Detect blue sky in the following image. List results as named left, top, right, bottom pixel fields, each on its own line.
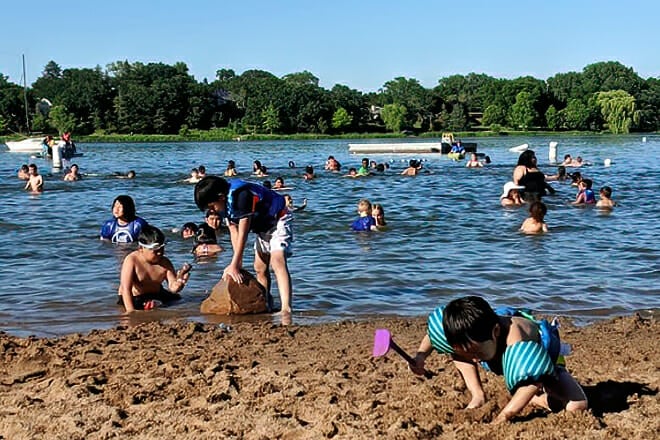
left=1, top=0, right=658, bottom=92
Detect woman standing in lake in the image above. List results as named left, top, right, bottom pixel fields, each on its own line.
left=512, top=150, right=555, bottom=202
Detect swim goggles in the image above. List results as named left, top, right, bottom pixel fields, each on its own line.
left=139, top=242, right=166, bottom=250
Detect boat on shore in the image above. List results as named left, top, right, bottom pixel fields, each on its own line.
left=348, top=133, right=477, bottom=155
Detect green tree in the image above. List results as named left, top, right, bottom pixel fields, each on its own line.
left=547, top=71, right=584, bottom=105
left=331, top=107, right=352, bottom=132
left=381, top=77, right=431, bottom=129
left=0, top=74, right=27, bottom=132
left=261, top=103, right=280, bottom=133
left=48, top=105, right=76, bottom=133
left=508, top=91, right=538, bottom=129
left=482, top=104, right=506, bottom=127
left=329, top=84, right=368, bottom=131
left=560, top=99, right=590, bottom=130
left=596, top=90, right=636, bottom=134
left=582, top=61, right=644, bottom=97
left=380, top=103, right=407, bottom=132
left=446, top=104, right=468, bottom=130
left=545, top=105, right=560, bottom=130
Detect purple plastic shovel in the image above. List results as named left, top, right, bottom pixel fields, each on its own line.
left=372, top=329, right=433, bottom=378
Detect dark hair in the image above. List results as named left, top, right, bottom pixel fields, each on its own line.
left=564, top=154, right=572, bottom=160
left=569, top=171, right=582, bottom=183
left=227, top=160, right=235, bottom=169
left=127, top=170, right=136, bottom=178
left=194, top=176, right=229, bottom=211
left=275, top=176, right=284, bottom=185
left=529, top=201, right=547, bottom=222
left=191, top=167, right=199, bottom=173
left=582, top=178, right=593, bottom=189
left=305, top=165, right=314, bottom=174
left=198, top=165, right=206, bottom=174
left=362, top=157, right=369, bottom=163
left=138, top=224, right=165, bottom=247
left=443, top=296, right=498, bottom=349
left=557, top=166, right=566, bottom=178
left=29, top=163, right=38, bottom=170
left=262, top=180, right=272, bottom=189
left=253, top=160, right=262, bottom=170
left=21, top=164, right=29, bottom=172
left=195, top=223, right=217, bottom=245
left=181, top=222, right=198, bottom=238
left=376, top=163, right=385, bottom=172
left=112, top=195, right=137, bottom=221
left=348, top=167, right=357, bottom=173
left=205, top=209, right=220, bottom=219
left=409, top=159, right=417, bottom=167
left=600, top=186, right=612, bottom=198
left=517, top=150, right=537, bottom=168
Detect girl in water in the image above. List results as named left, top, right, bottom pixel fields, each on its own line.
left=100, top=195, right=148, bottom=243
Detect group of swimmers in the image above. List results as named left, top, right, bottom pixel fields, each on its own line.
left=498, top=149, right=616, bottom=234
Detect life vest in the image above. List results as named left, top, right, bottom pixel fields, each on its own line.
left=226, top=180, right=286, bottom=232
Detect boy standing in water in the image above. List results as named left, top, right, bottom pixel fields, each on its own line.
left=596, top=186, right=616, bottom=209
left=25, top=164, right=43, bottom=193
left=194, top=176, right=293, bottom=322
left=520, top=201, right=548, bottom=234
left=411, top=296, right=587, bottom=424
left=118, top=225, right=191, bottom=312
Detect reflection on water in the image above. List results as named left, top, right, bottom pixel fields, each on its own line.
left=0, top=135, right=658, bottom=336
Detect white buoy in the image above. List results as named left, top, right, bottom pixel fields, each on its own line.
left=642, top=136, right=647, bottom=143
left=604, top=158, right=612, bottom=167
left=549, top=141, right=558, bottom=163
left=52, top=141, right=63, bottom=169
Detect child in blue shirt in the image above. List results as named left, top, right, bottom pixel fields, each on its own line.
left=350, top=199, right=377, bottom=232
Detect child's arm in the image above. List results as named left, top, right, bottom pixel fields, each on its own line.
left=411, top=334, right=433, bottom=375
left=165, top=258, right=189, bottom=294
left=452, top=358, right=487, bottom=408
left=493, top=383, right=540, bottom=424
left=572, top=192, right=585, bottom=205
left=118, top=255, right=137, bottom=313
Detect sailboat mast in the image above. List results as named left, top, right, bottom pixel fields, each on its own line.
left=22, top=54, right=30, bottom=133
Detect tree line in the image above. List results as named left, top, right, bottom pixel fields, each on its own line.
left=0, top=60, right=658, bottom=137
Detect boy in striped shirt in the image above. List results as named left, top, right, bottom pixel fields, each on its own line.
left=410, top=296, right=588, bottom=423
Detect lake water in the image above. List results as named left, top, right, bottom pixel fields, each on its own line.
left=1, top=135, right=658, bottom=337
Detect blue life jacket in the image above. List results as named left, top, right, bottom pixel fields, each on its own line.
left=226, top=179, right=286, bottom=233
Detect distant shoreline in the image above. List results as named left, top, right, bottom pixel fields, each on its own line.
left=4, top=130, right=654, bottom=145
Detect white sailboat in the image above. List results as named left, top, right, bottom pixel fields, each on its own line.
left=4, top=55, right=43, bottom=153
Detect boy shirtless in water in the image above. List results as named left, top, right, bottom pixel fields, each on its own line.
left=25, top=164, right=43, bottom=193
left=118, top=224, right=191, bottom=312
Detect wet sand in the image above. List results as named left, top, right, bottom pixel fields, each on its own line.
left=0, top=314, right=658, bottom=439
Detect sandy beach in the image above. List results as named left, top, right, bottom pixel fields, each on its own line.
left=0, top=313, right=658, bottom=439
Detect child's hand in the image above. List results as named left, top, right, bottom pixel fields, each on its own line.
left=409, top=353, right=427, bottom=376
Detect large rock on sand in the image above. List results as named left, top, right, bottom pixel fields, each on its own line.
left=200, top=270, right=268, bottom=315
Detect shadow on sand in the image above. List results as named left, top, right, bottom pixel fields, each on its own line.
left=583, top=380, right=657, bottom=417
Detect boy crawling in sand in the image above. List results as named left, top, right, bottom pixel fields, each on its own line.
left=118, top=224, right=191, bottom=312
left=411, top=296, right=587, bottom=424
